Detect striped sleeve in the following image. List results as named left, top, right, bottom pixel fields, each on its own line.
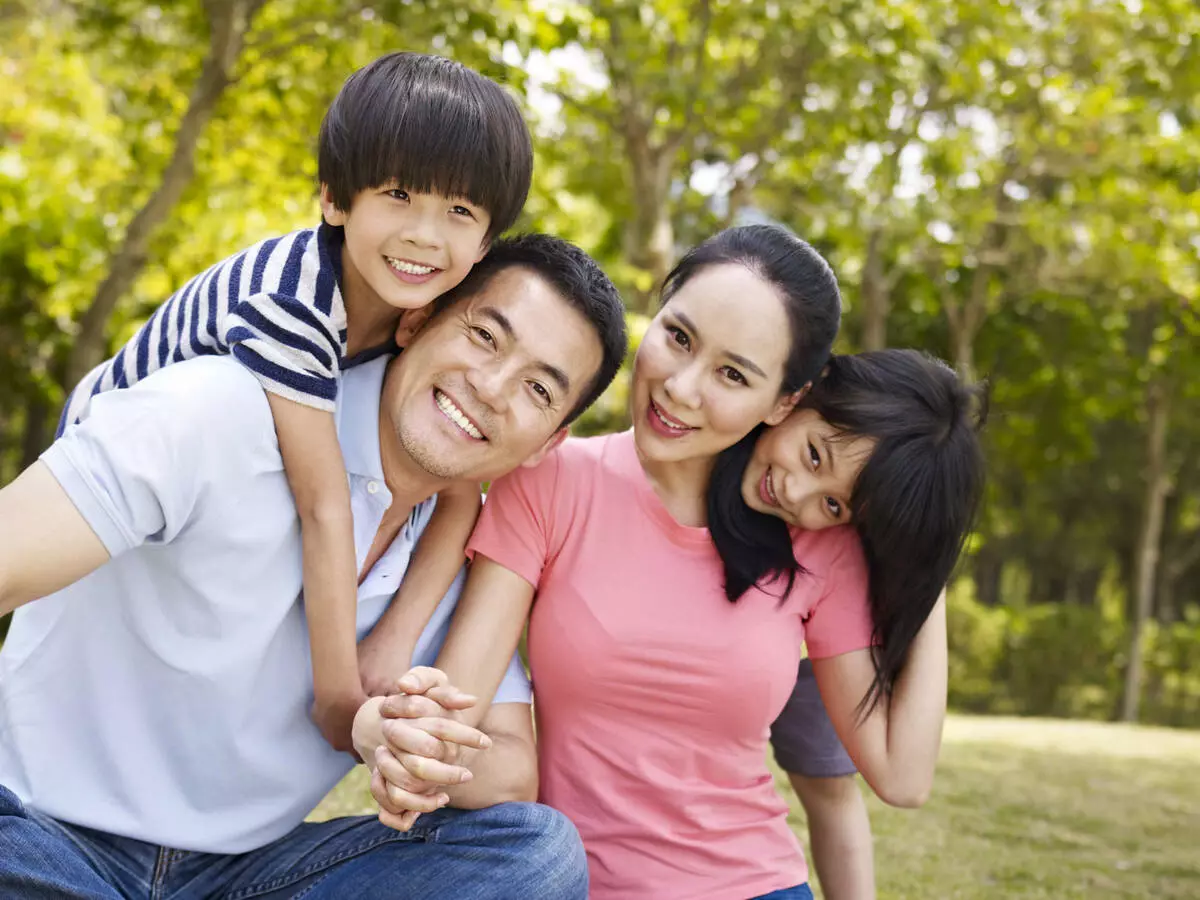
left=224, top=292, right=346, bottom=411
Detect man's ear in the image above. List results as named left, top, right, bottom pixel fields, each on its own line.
left=520, top=428, right=569, bottom=469
left=764, top=383, right=809, bottom=427
left=320, top=184, right=348, bottom=226
left=394, top=306, right=435, bottom=348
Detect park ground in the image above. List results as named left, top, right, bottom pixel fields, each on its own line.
left=309, top=714, right=1200, bottom=899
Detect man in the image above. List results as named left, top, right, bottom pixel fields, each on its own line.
left=0, top=234, right=628, bottom=899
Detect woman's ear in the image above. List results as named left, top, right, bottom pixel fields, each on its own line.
left=764, top=384, right=809, bottom=427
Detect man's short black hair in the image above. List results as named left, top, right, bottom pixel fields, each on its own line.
left=319, top=53, right=533, bottom=240
left=434, top=235, right=628, bottom=426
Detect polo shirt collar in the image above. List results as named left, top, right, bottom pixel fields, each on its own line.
left=336, top=355, right=388, bottom=482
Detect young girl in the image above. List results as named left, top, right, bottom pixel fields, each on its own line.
left=56, top=53, right=534, bottom=751
left=361, top=226, right=985, bottom=899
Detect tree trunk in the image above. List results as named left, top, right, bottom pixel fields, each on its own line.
left=19, top=393, right=48, bottom=471
left=1120, top=380, right=1171, bottom=723
left=622, top=142, right=676, bottom=312
left=64, top=0, right=263, bottom=389
left=860, top=229, right=889, bottom=351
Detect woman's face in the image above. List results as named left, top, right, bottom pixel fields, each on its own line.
left=632, top=263, right=798, bottom=466
left=740, top=408, right=876, bottom=531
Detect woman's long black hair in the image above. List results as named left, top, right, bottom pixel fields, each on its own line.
left=708, top=349, right=988, bottom=714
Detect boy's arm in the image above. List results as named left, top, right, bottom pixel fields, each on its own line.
left=0, top=463, right=110, bottom=616
left=358, top=481, right=483, bottom=697
left=266, top=393, right=364, bottom=754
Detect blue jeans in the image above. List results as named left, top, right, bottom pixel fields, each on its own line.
left=0, top=783, right=587, bottom=899
left=754, top=886, right=814, bottom=900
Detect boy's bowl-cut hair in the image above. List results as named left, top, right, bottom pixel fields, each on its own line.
left=319, top=53, right=533, bottom=240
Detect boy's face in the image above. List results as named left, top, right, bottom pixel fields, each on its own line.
left=322, top=182, right=491, bottom=312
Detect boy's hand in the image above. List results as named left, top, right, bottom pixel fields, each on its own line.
left=358, top=622, right=417, bottom=698
left=312, top=684, right=370, bottom=755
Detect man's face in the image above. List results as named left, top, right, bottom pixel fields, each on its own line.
left=384, top=266, right=604, bottom=481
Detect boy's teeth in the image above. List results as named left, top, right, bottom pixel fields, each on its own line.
left=435, top=390, right=483, bottom=439
left=388, top=258, right=435, bottom=275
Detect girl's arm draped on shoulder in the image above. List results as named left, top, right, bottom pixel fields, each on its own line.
left=358, top=480, right=483, bottom=696
left=267, top=393, right=364, bottom=752
left=811, top=590, right=948, bottom=808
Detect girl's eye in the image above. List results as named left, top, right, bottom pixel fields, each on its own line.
left=807, top=441, right=821, bottom=469
left=720, top=366, right=747, bottom=385
left=387, top=189, right=410, bottom=201
left=825, top=497, right=842, bottom=518
left=665, top=325, right=690, bottom=349
left=472, top=326, right=496, bottom=348
left=451, top=205, right=475, bottom=218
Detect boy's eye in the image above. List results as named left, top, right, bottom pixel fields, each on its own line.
left=666, top=325, right=689, bottom=349
left=387, top=189, right=410, bottom=202
left=451, top=205, right=475, bottom=219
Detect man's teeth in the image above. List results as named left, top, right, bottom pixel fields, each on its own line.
left=435, top=391, right=483, bottom=439
left=387, top=258, right=435, bottom=276
left=653, top=404, right=689, bottom=431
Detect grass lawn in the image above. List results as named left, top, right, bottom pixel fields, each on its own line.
left=309, top=714, right=1200, bottom=899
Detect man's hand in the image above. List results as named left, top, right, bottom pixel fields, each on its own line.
left=353, top=667, right=493, bottom=831
left=312, top=685, right=369, bottom=755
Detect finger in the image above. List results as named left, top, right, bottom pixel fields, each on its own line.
left=378, top=807, right=428, bottom=833
left=396, top=751, right=474, bottom=786
left=422, top=684, right=479, bottom=711
left=379, top=693, right=448, bottom=721
left=381, top=716, right=491, bottom=755
left=375, top=746, right=437, bottom=795
left=371, top=767, right=448, bottom=815
left=394, top=667, right=449, bottom=695
left=413, top=715, right=492, bottom=750
left=370, top=769, right=408, bottom=819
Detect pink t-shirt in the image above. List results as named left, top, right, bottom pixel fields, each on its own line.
left=468, top=431, right=873, bottom=900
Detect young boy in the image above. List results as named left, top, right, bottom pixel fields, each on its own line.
left=58, top=52, right=534, bottom=752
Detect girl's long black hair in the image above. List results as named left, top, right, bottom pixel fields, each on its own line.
left=708, top=349, right=988, bottom=714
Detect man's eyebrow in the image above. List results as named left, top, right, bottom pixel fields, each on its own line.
left=673, top=310, right=767, bottom=379
left=479, top=305, right=571, bottom=394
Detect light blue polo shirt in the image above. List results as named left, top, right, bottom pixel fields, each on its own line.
left=0, top=355, right=529, bottom=853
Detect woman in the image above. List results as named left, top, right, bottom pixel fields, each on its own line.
left=365, top=226, right=984, bottom=899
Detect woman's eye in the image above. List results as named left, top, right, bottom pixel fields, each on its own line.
left=665, top=325, right=689, bottom=349
left=472, top=326, right=496, bottom=347
left=807, top=441, right=821, bottom=469
left=719, top=366, right=747, bottom=384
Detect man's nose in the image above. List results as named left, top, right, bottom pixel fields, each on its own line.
left=464, top=361, right=511, bottom=414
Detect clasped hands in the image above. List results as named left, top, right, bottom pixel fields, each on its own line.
left=351, top=666, right=491, bottom=831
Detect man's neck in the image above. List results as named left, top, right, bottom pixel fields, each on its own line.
left=376, top=400, right=446, bottom=515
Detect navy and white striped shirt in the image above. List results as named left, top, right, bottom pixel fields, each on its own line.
left=60, top=224, right=349, bottom=433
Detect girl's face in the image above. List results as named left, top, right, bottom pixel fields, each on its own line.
left=741, top=408, right=876, bottom=531
left=632, top=264, right=799, bottom=466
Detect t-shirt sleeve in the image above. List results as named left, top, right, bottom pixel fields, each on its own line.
left=40, top=360, right=275, bottom=558
left=223, top=292, right=346, bottom=411
left=466, top=451, right=564, bottom=590
left=803, top=529, right=876, bottom=659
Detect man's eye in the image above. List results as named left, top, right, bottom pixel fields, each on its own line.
left=529, top=382, right=552, bottom=405
left=472, top=326, right=496, bottom=347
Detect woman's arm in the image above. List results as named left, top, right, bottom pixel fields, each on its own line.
left=810, top=591, right=947, bottom=808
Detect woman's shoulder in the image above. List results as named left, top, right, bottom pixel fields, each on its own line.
left=555, top=429, right=637, bottom=474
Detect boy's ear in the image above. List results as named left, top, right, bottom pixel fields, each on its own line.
left=320, top=184, right=348, bottom=226
left=394, top=306, right=435, bottom=348
left=520, top=428, right=568, bottom=469
left=764, top=384, right=809, bottom=427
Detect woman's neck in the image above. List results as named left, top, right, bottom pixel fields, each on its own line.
left=637, top=448, right=717, bottom=528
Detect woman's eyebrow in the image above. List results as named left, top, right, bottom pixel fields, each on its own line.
left=673, top=311, right=767, bottom=378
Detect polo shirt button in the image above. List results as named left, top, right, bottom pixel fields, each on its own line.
left=367, top=481, right=380, bottom=494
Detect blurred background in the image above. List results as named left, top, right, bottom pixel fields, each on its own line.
left=1, top=3, right=1199, bottom=892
